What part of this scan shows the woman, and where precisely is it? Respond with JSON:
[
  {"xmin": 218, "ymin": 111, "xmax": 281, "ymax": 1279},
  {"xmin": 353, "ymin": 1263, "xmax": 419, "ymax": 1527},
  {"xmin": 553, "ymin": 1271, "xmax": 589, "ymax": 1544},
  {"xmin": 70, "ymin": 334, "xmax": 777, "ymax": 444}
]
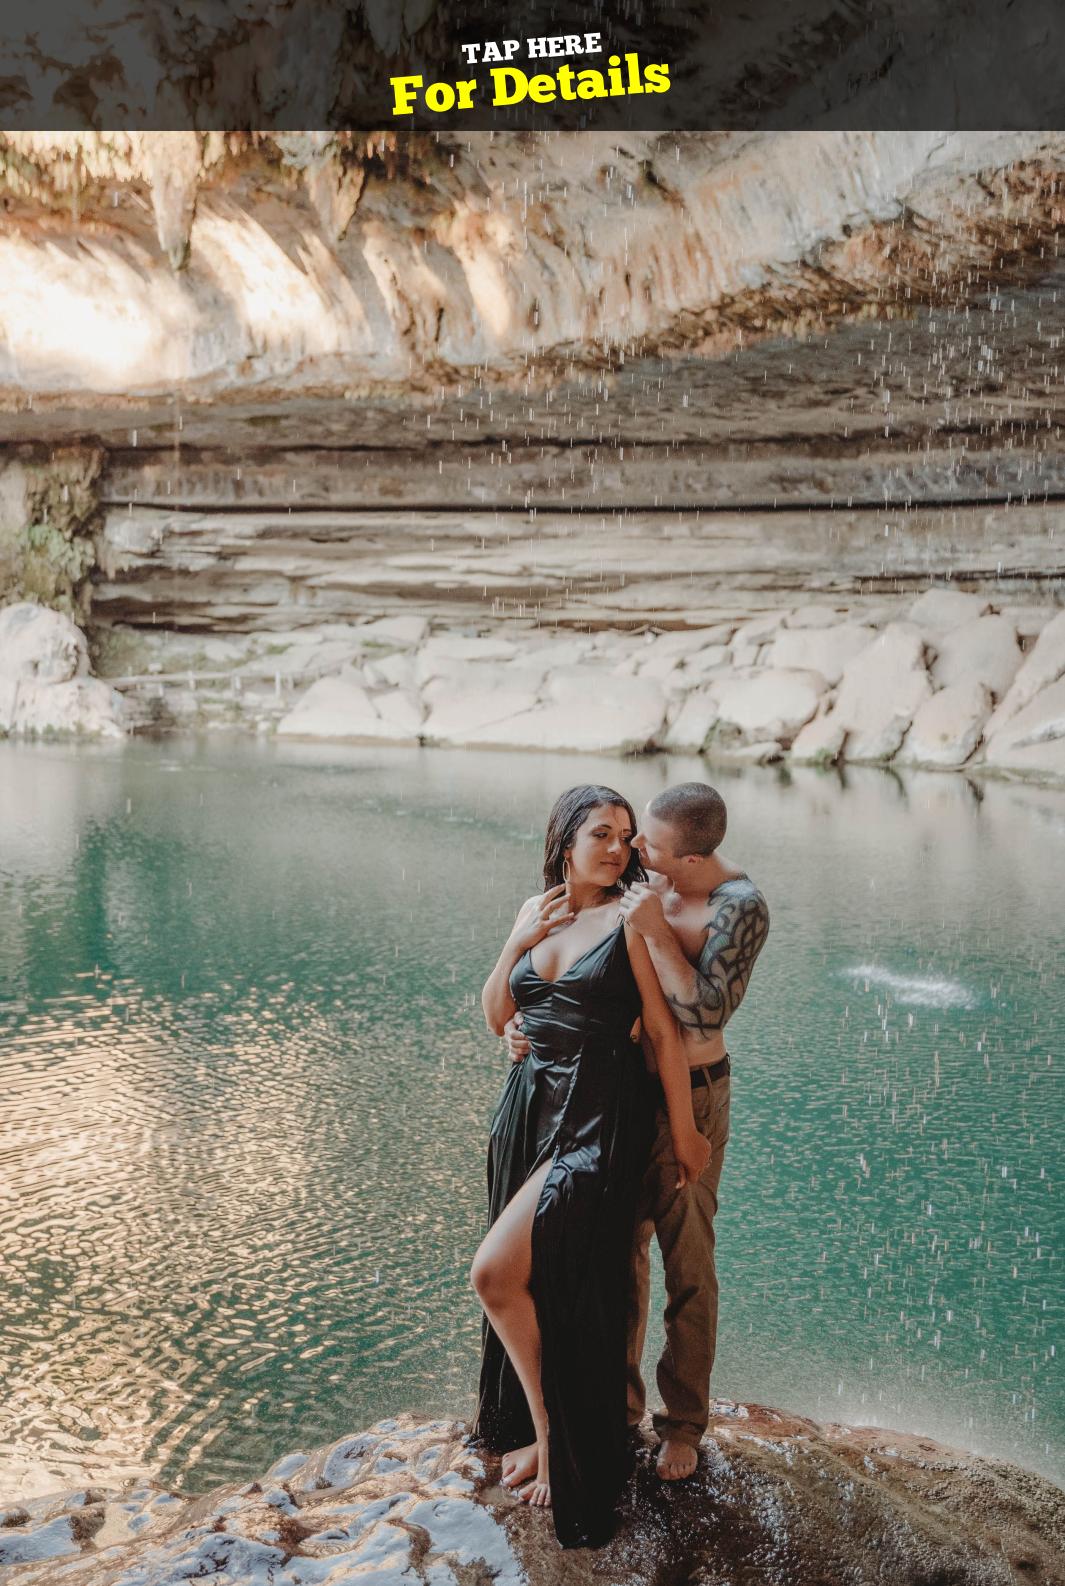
[{"xmin": 471, "ymin": 785, "xmax": 710, "ymax": 1548}]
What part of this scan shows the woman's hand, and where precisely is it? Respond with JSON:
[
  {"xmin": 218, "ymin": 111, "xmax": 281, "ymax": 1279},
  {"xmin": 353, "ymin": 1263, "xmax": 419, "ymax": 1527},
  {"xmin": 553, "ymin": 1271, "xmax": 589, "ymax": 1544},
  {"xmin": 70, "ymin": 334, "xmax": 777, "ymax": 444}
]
[
  {"xmin": 508, "ymin": 884, "xmax": 573, "ymax": 953},
  {"xmin": 673, "ymin": 1127, "xmax": 712, "ymax": 1190}
]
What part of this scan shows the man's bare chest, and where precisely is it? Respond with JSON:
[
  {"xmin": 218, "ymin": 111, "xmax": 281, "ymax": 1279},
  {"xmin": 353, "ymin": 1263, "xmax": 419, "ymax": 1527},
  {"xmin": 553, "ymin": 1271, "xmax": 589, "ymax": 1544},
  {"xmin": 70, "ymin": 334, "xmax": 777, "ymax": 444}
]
[{"xmin": 663, "ymin": 900, "xmax": 711, "ymax": 967}]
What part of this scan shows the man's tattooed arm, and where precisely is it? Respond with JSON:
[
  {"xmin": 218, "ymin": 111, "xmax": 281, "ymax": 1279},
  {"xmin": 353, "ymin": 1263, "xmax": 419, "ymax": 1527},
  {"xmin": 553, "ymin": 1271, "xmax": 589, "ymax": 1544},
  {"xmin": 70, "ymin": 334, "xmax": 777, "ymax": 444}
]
[{"xmin": 666, "ymin": 888, "xmax": 770, "ymax": 1037}]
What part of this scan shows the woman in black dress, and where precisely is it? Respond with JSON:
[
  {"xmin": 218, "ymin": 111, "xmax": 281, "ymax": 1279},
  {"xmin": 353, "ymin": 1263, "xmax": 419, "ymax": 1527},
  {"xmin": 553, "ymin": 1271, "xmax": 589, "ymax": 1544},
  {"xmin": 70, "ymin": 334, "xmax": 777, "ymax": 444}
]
[{"xmin": 471, "ymin": 785, "xmax": 710, "ymax": 1548}]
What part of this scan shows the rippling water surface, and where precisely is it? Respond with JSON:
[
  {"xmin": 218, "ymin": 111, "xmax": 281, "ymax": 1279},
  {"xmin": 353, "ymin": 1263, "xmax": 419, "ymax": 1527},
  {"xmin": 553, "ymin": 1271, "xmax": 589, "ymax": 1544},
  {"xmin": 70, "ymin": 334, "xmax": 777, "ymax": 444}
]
[{"xmin": 1, "ymin": 739, "xmax": 1061, "ymax": 1500}]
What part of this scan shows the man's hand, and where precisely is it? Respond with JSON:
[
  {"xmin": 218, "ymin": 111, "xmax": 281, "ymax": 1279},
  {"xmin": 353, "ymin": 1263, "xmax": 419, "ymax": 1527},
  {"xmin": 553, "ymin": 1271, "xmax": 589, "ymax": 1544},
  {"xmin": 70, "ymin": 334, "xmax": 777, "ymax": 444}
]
[
  {"xmin": 617, "ymin": 882, "xmax": 670, "ymax": 943},
  {"xmin": 673, "ymin": 1127, "xmax": 712, "ymax": 1189},
  {"xmin": 503, "ymin": 1012, "xmax": 531, "ymax": 1064}
]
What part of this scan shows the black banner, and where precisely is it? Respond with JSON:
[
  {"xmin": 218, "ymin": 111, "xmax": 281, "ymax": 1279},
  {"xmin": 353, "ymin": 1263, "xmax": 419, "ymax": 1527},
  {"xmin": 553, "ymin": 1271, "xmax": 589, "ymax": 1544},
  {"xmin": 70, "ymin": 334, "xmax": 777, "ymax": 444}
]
[{"xmin": 0, "ymin": 0, "xmax": 1063, "ymax": 132}]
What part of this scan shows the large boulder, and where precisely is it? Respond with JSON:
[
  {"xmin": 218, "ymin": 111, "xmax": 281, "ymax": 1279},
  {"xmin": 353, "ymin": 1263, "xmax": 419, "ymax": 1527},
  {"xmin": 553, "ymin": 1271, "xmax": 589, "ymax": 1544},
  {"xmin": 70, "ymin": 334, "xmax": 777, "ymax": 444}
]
[
  {"xmin": 415, "ymin": 635, "xmax": 519, "ymax": 687},
  {"xmin": 0, "ymin": 675, "xmax": 126, "ymax": 739},
  {"xmin": 763, "ymin": 623, "xmax": 875, "ymax": 685},
  {"xmin": 676, "ymin": 644, "xmax": 729, "ymax": 681},
  {"xmin": 352, "ymin": 614, "xmax": 429, "ymax": 648},
  {"xmin": 982, "ymin": 675, "xmax": 1065, "ymax": 779},
  {"xmin": 482, "ymin": 669, "xmax": 667, "ymax": 753},
  {"xmin": 789, "ymin": 706, "xmax": 848, "ymax": 764},
  {"xmin": 710, "ymin": 668, "xmax": 825, "ymax": 746},
  {"xmin": 0, "ymin": 603, "xmax": 124, "ymax": 738},
  {"xmin": 277, "ymin": 672, "xmax": 422, "ymax": 742},
  {"xmin": 0, "ymin": 602, "xmax": 88, "ymax": 683},
  {"xmin": 421, "ymin": 687, "xmax": 541, "ymax": 746},
  {"xmin": 824, "ymin": 622, "xmax": 933, "ymax": 761},
  {"xmin": 662, "ymin": 690, "xmax": 721, "ymax": 752},
  {"xmin": 984, "ymin": 608, "xmax": 1065, "ymax": 732},
  {"xmin": 930, "ymin": 614, "xmax": 1022, "ymax": 701},
  {"xmin": 908, "ymin": 587, "xmax": 992, "ymax": 637},
  {"xmin": 895, "ymin": 680, "xmax": 991, "ymax": 768}
]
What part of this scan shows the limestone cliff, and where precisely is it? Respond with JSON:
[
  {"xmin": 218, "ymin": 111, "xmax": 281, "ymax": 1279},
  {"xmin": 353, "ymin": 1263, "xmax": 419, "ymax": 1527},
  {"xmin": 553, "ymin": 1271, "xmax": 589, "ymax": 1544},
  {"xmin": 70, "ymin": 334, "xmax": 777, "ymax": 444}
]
[{"xmin": 1, "ymin": 131, "xmax": 1064, "ymax": 778}]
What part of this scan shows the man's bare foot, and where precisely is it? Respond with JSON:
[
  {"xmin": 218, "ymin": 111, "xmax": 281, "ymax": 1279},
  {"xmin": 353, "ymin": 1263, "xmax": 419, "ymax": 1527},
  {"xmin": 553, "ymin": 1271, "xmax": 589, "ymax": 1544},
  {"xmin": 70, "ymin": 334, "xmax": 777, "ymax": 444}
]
[
  {"xmin": 656, "ymin": 1438, "xmax": 698, "ymax": 1480},
  {"xmin": 500, "ymin": 1443, "xmax": 538, "ymax": 1490},
  {"xmin": 516, "ymin": 1440, "xmax": 551, "ymax": 1507}
]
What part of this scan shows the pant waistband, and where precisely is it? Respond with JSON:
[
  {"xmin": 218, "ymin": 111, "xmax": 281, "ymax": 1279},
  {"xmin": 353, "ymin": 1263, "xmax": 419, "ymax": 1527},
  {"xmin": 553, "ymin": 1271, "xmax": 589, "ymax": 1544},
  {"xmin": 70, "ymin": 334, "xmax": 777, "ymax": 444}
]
[
  {"xmin": 691, "ymin": 1054, "xmax": 730, "ymax": 1089},
  {"xmin": 656, "ymin": 1054, "xmax": 730, "ymax": 1091}
]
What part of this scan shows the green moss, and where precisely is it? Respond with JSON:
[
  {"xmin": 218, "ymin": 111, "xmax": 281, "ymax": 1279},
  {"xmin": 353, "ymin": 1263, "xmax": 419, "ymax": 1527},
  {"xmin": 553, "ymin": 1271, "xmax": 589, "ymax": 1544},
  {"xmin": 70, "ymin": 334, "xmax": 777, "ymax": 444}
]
[{"xmin": 0, "ymin": 447, "xmax": 103, "ymax": 621}]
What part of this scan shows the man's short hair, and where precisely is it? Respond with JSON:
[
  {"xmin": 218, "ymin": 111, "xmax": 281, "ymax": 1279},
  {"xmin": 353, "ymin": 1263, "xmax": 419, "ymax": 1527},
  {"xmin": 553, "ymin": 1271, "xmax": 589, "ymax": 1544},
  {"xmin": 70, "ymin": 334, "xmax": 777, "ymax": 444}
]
[{"xmin": 649, "ymin": 782, "xmax": 727, "ymax": 857}]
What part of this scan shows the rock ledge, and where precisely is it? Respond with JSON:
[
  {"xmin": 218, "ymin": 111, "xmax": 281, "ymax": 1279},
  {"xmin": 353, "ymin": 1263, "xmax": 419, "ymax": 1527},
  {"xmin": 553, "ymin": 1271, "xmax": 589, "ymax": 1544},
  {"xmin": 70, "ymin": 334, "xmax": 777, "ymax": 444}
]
[{"xmin": 1, "ymin": 1405, "xmax": 1062, "ymax": 1586}]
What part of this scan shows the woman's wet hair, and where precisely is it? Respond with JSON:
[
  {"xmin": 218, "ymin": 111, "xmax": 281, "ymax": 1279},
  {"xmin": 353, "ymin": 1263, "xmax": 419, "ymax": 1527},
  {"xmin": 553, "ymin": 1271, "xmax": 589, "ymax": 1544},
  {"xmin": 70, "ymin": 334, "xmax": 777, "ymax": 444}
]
[{"xmin": 542, "ymin": 785, "xmax": 646, "ymax": 891}]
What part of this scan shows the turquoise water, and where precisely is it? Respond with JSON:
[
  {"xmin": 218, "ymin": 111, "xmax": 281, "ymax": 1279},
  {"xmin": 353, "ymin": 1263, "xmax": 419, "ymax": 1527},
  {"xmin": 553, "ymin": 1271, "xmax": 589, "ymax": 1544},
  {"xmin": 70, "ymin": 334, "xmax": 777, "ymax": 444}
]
[{"xmin": 0, "ymin": 739, "xmax": 1061, "ymax": 1501}]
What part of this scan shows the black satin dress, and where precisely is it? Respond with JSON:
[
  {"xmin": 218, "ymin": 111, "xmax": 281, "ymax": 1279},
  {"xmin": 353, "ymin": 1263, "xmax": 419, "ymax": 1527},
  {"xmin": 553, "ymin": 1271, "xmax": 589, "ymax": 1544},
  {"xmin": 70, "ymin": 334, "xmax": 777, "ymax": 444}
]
[{"xmin": 473, "ymin": 921, "xmax": 654, "ymax": 1549}]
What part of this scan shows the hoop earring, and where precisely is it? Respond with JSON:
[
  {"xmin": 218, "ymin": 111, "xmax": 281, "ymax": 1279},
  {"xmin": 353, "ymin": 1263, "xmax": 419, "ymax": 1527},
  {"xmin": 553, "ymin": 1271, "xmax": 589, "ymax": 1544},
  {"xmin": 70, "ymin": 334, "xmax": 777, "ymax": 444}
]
[{"xmin": 562, "ymin": 858, "xmax": 572, "ymax": 883}]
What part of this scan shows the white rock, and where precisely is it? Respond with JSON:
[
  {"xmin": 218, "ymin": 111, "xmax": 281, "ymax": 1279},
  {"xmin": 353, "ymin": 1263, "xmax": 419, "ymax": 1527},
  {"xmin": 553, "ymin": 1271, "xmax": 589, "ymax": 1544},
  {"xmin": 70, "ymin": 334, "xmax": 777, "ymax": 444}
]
[
  {"xmin": 1011, "ymin": 606, "xmax": 1058, "ymax": 642},
  {"xmin": 404, "ymin": 1496, "xmax": 525, "ymax": 1586},
  {"xmin": 417, "ymin": 633, "xmax": 517, "ymax": 669},
  {"xmin": 517, "ymin": 637, "xmax": 597, "ymax": 670},
  {"xmin": 763, "ymin": 624, "xmax": 875, "ymax": 686},
  {"xmin": 1, "ymin": 676, "xmax": 126, "ymax": 739},
  {"xmin": 483, "ymin": 670, "xmax": 666, "ymax": 753},
  {"xmin": 421, "ymin": 659, "xmax": 517, "ymax": 702},
  {"xmin": 353, "ymin": 615, "xmax": 429, "ymax": 648},
  {"xmin": 415, "ymin": 645, "xmax": 521, "ymax": 689},
  {"xmin": 371, "ymin": 689, "xmax": 425, "ymax": 734},
  {"xmin": 364, "ymin": 650, "xmax": 417, "ymax": 690},
  {"xmin": 785, "ymin": 604, "xmax": 846, "ymax": 629},
  {"xmin": 421, "ymin": 688, "xmax": 540, "ymax": 745},
  {"xmin": 828, "ymin": 621, "xmax": 933, "ymax": 761},
  {"xmin": 635, "ymin": 631, "xmax": 716, "ymax": 677},
  {"xmin": 0, "ymin": 602, "xmax": 88, "ymax": 683},
  {"xmin": 930, "ymin": 615, "xmax": 1021, "ymax": 701},
  {"xmin": 251, "ymin": 638, "xmax": 361, "ymax": 679},
  {"xmin": 895, "ymin": 681, "xmax": 991, "ymax": 768},
  {"xmin": 908, "ymin": 587, "xmax": 991, "ymax": 637},
  {"xmin": 789, "ymin": 708, "xmax": 847, "ymax": 764},
  {"xmin": 0, "ymin": 1515, "xmax": 76, "ymax": 1568},
  {"xmin": 277, "ymin": 673, "xmax": 415, "ymax": 741},
  {"xmin": 711, "ymin": 668, "xmax": 825, "ymax": 744},
  {"xmin": 729, "ymin": 640, "xmax": 764, "ymax": 669},
  {"xmin": 984, "ymin": 609, "xmax": 1065, "ymax": 731},
  {"xmin": 706, "ymin": 739, "xmax": 785, "ymax": 764},
  {"xmin": 663, "ymin": 691, "xmax": 720, "ymax": 752},
  {"xmin": 730, "ymin": 612, "xmax": 789, "ymax": 648},
  {"xmin": 983, "ymin": 675, "xmax": 1065, "ymax": 779},
  {"xmin": 678, "ymin": 644, "xmax": 729, "ymax": 679}
]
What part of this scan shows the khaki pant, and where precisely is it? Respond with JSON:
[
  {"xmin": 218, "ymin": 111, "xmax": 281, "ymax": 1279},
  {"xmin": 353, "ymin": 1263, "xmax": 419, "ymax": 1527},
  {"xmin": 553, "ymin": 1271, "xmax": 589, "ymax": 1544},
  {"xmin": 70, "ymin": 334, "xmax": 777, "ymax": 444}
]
[{"xmin": 626, "ymin": 1070, "xmax": 731, "ymax": 1449}]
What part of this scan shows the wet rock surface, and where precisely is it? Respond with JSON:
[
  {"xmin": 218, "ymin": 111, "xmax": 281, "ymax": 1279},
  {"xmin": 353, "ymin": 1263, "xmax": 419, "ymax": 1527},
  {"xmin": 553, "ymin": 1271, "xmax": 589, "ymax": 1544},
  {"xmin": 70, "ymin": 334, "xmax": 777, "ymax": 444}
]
[{"xmin": 1, "ymin": 1407, "xmax": 1062, "ymax": 1586}]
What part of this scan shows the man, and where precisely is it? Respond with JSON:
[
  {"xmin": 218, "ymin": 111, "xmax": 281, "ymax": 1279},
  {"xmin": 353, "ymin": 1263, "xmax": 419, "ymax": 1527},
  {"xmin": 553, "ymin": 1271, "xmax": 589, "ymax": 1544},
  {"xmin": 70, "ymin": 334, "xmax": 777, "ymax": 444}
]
[{"xmin": 505, "ymin": 781, "xmax": 769, "ymax": 1481}]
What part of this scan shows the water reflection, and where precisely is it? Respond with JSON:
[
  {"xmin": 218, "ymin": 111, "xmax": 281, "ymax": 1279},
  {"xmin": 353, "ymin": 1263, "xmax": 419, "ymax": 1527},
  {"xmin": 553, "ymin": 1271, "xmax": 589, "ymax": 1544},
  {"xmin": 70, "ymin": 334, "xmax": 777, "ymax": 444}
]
[{"xmin": 0, "ymin": 740, "xmax": 1061, "ymax": 1500}]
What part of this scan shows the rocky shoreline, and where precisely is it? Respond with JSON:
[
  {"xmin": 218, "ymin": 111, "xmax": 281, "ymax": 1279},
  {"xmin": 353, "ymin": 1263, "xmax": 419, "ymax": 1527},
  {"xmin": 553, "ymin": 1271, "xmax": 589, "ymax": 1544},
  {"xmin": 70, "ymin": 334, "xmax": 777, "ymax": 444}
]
[
  {"xmin": 3, "ymin": 590, "xmax": 1065, "ymax": 785},
  {"xmin": 1, "ymin": 1407, "xmax": 1062, "ymax": 1586}
]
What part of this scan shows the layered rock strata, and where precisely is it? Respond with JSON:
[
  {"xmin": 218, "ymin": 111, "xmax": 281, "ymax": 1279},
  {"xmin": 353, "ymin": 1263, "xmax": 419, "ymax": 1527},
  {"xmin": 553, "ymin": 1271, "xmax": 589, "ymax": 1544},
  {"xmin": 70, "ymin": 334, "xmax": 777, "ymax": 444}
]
[
  {"xmin": 2, "ymin": 130, "xmax": 1065, "ymax": 779},
  {"xmin": 1, "ymin": 1408, "xmax": 1062, "ymax": 1586}
]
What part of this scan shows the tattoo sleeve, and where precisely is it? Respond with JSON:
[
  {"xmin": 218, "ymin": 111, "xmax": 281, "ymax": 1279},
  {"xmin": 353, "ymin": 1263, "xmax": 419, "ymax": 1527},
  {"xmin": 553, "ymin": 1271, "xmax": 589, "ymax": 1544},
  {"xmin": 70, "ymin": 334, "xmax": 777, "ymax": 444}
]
[{"xmin": 667, "ymin": 886, "xmax": 770, "ymax": 1036}]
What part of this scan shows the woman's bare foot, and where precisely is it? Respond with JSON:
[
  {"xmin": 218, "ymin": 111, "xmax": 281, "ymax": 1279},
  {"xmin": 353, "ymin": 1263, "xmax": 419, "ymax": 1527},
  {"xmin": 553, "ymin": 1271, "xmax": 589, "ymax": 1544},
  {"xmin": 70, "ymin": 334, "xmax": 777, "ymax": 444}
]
[
  {"xmin": 656, "ymin": 1438, "xmax": 698, "ymax": 1480},
  {"xmin": 516, "ymin": 1440, "xmax": 551, "ymax": 1507},
  {"xmin": 500, "ymin": 1442, "xmax": 539, "ymax": 1489}
]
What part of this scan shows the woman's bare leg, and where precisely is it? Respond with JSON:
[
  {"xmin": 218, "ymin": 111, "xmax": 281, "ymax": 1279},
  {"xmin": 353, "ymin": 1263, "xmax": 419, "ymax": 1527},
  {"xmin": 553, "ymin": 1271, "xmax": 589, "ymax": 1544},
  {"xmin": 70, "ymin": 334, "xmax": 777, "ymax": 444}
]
[{"xmin": 471, "ymin": 1160, "xmax": 553, "ymax": 1506}]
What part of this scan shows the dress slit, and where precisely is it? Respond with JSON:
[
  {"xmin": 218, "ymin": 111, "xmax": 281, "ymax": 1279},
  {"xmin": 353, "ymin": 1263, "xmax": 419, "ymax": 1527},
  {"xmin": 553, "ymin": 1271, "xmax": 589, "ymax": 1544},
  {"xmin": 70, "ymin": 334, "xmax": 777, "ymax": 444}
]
[{"xmin": 473, "ymin": 924, "xmax": 654, "ymax": 1548}]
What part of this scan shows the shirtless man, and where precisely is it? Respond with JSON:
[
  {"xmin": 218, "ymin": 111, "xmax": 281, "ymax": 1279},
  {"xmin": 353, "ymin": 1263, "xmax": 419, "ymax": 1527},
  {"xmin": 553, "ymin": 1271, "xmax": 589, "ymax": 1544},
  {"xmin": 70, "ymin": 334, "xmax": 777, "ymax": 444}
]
[{"xmin": 505, "ymin": 781, "xmax": 769, "ymax": 1481}]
